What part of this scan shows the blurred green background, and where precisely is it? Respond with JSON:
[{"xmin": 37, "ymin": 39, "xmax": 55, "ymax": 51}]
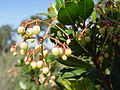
[{"xmin": 0, "ymin": 0, "xmax": 54, "ymax": 89}]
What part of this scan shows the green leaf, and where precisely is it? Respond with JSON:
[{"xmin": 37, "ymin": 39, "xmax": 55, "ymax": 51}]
[
  {"xmin": 58, "ymin": 2, "xmax": 79, "ymax": 25},
  {"xmin": 69, "ymin": 39, "xmax": 89, "ymax": 56},
  {"xmin": 91, "ymin": 11, "xmax": 96, "ymax": 22},
  {"xmin": 58, "ymin": 77, "xmax": 95, "ymax": 90},
  {"xmin": 61, "ymin": 68, "xmax": 86, "ymax": 79},
  {"xmin": 51, "ymin": 3, "xmax": 58, "ymax": 14},
  {"xmin": 57, "ymin": 78, "xmax": 72, "ymax": 90},
  {"xmin": 56, "ymin": 0, "xmax": 65, "ymax": 10},
  {"xmin": 69, "ymin": 79, "xmax": 95, "ymax": 90},
  {"xmin": 57, "ymin": 56, "xmax": 94, "ymax": 69},
  {"xmin": 65, "ymin": 29, "xmax": 75, "ymax": 35},
  {"xmin": 37, "ymin": 13, "xmax": 56, "ymax": 17},
  {"xmin": 78, "ymin": 0, "xmax": 94, "ymax": 19}
]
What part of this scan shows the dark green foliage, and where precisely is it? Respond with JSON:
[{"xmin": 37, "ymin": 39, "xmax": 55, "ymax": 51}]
[
  {"xmin": 58, "ymin": 2, "xmax": 79, "ymax": 25},
  {"xmin": 57, "ymin": 56, "xmax": 93, "ymax": 69}
]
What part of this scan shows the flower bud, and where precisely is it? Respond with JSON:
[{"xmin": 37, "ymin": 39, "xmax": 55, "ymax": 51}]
[
  {"xmin": 58, "ymin": 47, "xmax": 64, "ymax": 56},
  {"xmin": 20, "ymin": 42, "xmax": 28, "ymax": 50},
  {"xmin": 33, "ymin": 25, "xmax": 41, "ymax": 35},
  {"xmin": 62, "ymin": 54, "xmax": 67, "ymax": 60},
  {"xmin": 20, "ymin": 49, "xmax": 27, "ymax": 55},
  {"xmin": 24, "ymin": 57, "xmax": 31, "ymax": 65},
  {"xmin": 26, "ymin": 28, "xmax": 33, "ymax": 36},
  {"xmin": 49, "ymin": 80, "xmax": 56, "ymax": 87},
  {"xmin": 52, "ymin": 46, "xmax": 60, "ymax": 56},
  {"xmin": 30, "ymin": 60, "xmax": 37, "ymax": 69},
  {"xmin": 66, "ymin": 39, "xmax": 71, "ymax": 45},
  {"xmin": 24, "ymin": 56, "xmax": 31, "ymax": 62},
  {"xmin": 43, "ymin": 49, "xmax": 49, "ymax": 57},
  {"xmin": 39, "ymin": 74, "xmax": 45, "ymax": 83},
  {"xmin": 65, "ymin": 48, "xmax": 72, "ymax": 56},
  {"xmin": 10, "ymin": 47, "xmax": 15, "ymax": 53},
  {"xmin": 13, "ymin": 52, "xmax": 17, "ymax": 56},
  {"xmin": 51, "ymin": 76, "xmax": 56, "ymax": 80},
  {"xmin": 25, "ymin": 60, "xmax": 31, "ymax": 65},
  {"xmin": 37, "ymin": 60, "xmax": 43, "ymax": 68},
  {"xmin": 18, "ymin": 26, "xmax": 25, "ymax": 34},
  {"xmin": 42, "ymin": 66, "xmax": 49, "ymax": 74}
]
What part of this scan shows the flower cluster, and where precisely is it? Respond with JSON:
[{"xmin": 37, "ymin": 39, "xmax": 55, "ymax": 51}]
[
  {"xmin": 10, "ymin": 20, "xmax": 51, "ymax": 74},
  {"xmin": 52, "ymin": 45, "xmax": 72, "ymax": 60},
  {"xmin": 10, "ymin": 18, "xmax": 73, "ymax": 75}
]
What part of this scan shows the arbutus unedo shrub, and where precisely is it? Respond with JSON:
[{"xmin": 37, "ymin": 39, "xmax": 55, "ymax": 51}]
[{"xmin": 10, "ymin": 0, "xmax": 120, "ymax": 89}]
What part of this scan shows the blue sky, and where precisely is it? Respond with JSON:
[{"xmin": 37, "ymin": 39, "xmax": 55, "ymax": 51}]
[
  {"xmin": 0, "ymin": 0, "xmax": 99, "ymax": 28},
  {"xmin": 0, "ymin": 0, "xmax": 55, "ymax": 28}
]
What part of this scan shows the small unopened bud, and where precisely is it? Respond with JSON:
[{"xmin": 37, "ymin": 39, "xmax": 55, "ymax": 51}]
[
  {"xmin": 37, "ymin": 60, "xmax": 43, "ymax": 68},
  {"xmin": 18, "ymin": 26, "xmax": 25, "ymax": 34},
  {"xmin": 51, "ymin": 76, "xmax": 56, "ymax": 80},
  {"xmin": 65, "ymin": 48, "xmax": 72, "ymax": 56},
  {"xmin": 13, "ymin": 52, "xmax": 17, "ymax": 56},
  {"xmin": 58, "ymin": 47, "xmax": 64, "ymax": 56},
  {"xmin": 20, "ymin": 49, "xmax": 26, "ymax": 55},
  {"xmin": 20, "ymin": 42, "xmax": 28, "ymax": 50},
  {"xmin": 62, "ymin": 54, "xmax": 67, "ymax": 60},
  {"xmin": 52, "ymin": 46, "xmax": 60, "ymax": 56},
  {"xmin": 10, "ymin": 47, "xmax": 15, "ymax": 53},
  {"xmin": 42, "ymin": 66, "xmax": 49, "ymax": 74},
  {"xmin": 30, "ymin": 60, "xmax": 37, "ymax": 69},
  {"xmin": 25, "ymin": 60, "xmax": 31, "ymax": 65},
  {"xmin": 66, "ymin": 39, "xmax": 71, "ymax": 45},
  {"xmin": 43, "ymin": 49, "xmax": 49, "ymax": 57},
  {"xmin": 33, "ymin": 25, "xmax": 41, "ymax": 35},
  {"xmin": 39, "ymin": 74, "xmax": 45, "ymax": 83},
  {"xmin": 26, "ymin": 28, "xmax": 33, "ymax": 36},
  {"xmin": 24, "ymin": 57, "xmax": 31, "ymax": 65}
]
